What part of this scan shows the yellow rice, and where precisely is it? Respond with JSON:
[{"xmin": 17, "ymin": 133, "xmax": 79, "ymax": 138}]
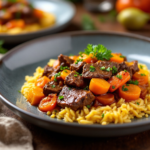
[{"xmin": 21, "ymin": 60, "xmax": 150, "ymax": 125}]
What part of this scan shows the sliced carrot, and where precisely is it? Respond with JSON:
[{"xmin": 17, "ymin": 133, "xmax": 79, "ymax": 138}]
[
  {"xmin": 125, "ymin": 61, "xmax": 134, "ymax": 66},
  {"xmin": 61, "ymin": 70, "xmax": 71, "ymax": 80},
  {"xmin": 27, "ymin": 87, "xmax": 45, "ymax": 105},
  {"xmin": 51, "ymin": 76, "xmax": 55, "ymax": 81},
  {"xmin": 35, "ymin": 76, "xmax": 50, "ymax": 88},
  {"xmin": 33, "ymin": 9, "xmax": 44, "ymax": 18},
  {"xmin": 108, "ymin": 71, "xmax": 130, "ymax": 92},
  {"xmin": 53, "ymin": 60, "xmax": 60, "ymax": 69},
  {"xmin": 132, "ymin": 70, "xmax": 149, "ymax": 85},
  {"xmin": 89, "ymin": 78, "xmax": 110, "ymax": 95},
  {"xmin": 110, "ymin": 53, "xmax": 124, "ymax": 63},
  {"xmin": 69, "ymin": 55, "xmax": 78, "ymax": 61},
  {"xmin": 39, "ymin": 94, "xmax": 57, "ymax": 112},
  {"xmin": 6, "ymin": 19, "xmax": 25, "ymax": 29},
  {"xmin": 119, "ymin": 84, "xmax": 141, "ymax": 102},
  {"xmin": 95, "ymin": 93, "xmax": 115, "ymax": 105},
  {"xmin": 78, "ymin": 53, "xmax": 97, "ymax": 63}
]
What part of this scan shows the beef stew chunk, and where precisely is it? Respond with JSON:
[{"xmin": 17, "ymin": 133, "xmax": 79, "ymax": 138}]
[
  {"xmin": 42, "ymin": 65, "xmax": 54, "ymax": 78},
  {"xmin": 58, "ymin": 54, "xmax": 74, "ymax": 67},
  {"xmin": 43, "ymin": 80, "xmax": 63, "ymax": 96},
  {"xmin": 70, "ymin": 61, "xmax": 86, "ymax": 72},
  {"xmin": 82, "ymin": 61, "xmax": 119, "ymax": 79},
  {"xmin": 57, "ymin": 86, "xmax": 95, "ymax": 110},
  {"xmin": 65, "ymin": 71, "xmax": 87, "ymax": 88}
]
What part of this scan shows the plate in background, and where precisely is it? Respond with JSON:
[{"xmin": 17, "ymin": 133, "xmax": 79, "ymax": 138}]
[
  {"xmin": 0, "ymin": 31, "xmax": 150, "ymax": 137},
  {"xmin": 0, "ymin": 0, "xmax": 75, "ymax": 44}
]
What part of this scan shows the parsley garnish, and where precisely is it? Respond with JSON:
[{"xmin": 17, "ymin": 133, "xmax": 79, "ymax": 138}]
[
  {"xmin": 102, "ymin": 113, "xmax": 104, "ymax": 118},
  {"xmin": 74, "ymin": 72, "xmax": 80, "ymax": 77},
  {"xmin": 64, "ymin": 70, "xmax": 68, "ymax": 73},
  {"xmin": 68, "ymin": 87, "xmax": 71, "ymax": 90},
  {"xmin": 141, "ymin": 73, "xmax": 146, "ymax": 76},
  {"xmin": 136, "ymin": 102, "xmax": 140, "ymax": 105},
  {"xmin": 84, "ymin": 86, "xmax": 89, "ymax": 90},
  {"xmin": 54, "ymin": 72, "xmax": 61, "ymax": 82},
  {"xmin": 18, "ymin": 90, "xmax": 21, "ymax": 93},
  {"xmin": 84, "ymin": 44, "xmax": 112, "ymax": 61},
  {"xmin": 112, "ymin": 66, "xmax": 117, "ymax": 74},
  {"xmin": 120, "ymin": 55, "xmax": 125, "ymax": 58},
  {"xmin": 140, "ymin": 65, "xmax": 143, "ymax": 69},
  {"xmin": 60, "ymin": 66, "xmax": 69, "ymax": 71},
  {"xmin": 116, "ymin": 74, "xmax": 122, "ymax": 79},
  {"xmin": 90, "ymin": 65, "xmax": 95, "ymax": 72},
  {"xmin": 128, "ymin": 80, "xmax": 139, "ymax": 85},
  {"xmin": 52, "ymin": 85, "xmax": 56, "ymax": 88},
  {"xmin": 58, "ymin": 95, "xmax": 64, "ymax": 100},
  {"xmin": 74, "ymin": 74, "xmax": 78, "ymax": 77},
  {"xmin": 100, "ymin": 66, "xmax": 105, "ymax": 71},
  {"xmin": 0, "ymin": 40, "xmax": 8, "ymax": 54},
  {"xmin": 124, "ymin": 70, "xmax": 127, "ymax": 72},
  {"xmin": 106, "ymin": 67, "xmax": 112, "ymax": 72},
  {"xmin": 75, "ymin": 58, "xmax": 83, "ymax": 64},
  {"xmin": 86, "ymin": 105, "xmax": 91, "ymax": 109},
  {"xmin": 122, "ymin": 85, "xmax": 128, "ymax": 91},
  {"xmin": 126, "ymin": 84, "xmax": 129, "ymax": 86},
  {"xmin": 112, "ymin": 85, "xmax": 115, "ymax": 89}
]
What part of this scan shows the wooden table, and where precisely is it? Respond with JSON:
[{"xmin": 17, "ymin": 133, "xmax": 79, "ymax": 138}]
[{"xmin": 2, "ymin": 3, "xmax": 150, "ymax": 150}]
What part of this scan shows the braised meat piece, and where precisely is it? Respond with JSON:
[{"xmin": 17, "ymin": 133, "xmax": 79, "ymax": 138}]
[
  {"xmin": 58, "ymin": 54, "xmax": 74, "ymax": 67},
  {"xmin": 57, "ymin": 86, "xmax": 95, "ymax": 110},
  {"xmin": 70, "ymin": 61, "xmax": 86, "ymax": 72},
  {"xmin": 42, "ymin": 65, "xmax": 54, "ymax": 78},
  {"xmin": 65, "ymin": 71, "xmax": 87, "ymax": 88},
  {"xmin": 82, "ymin": 61, "xmax": 119, "ymax": 79},
  {"xmin": 118, "ymin": 60, "xmax": 139, "ymax": 78},
  {"xmin": 139, "ymin": 84, "xmax": 149, "ymax": 99},
  {"xmin": 43, "ymin": 80, "xmax": 63, "ymax": 96}
]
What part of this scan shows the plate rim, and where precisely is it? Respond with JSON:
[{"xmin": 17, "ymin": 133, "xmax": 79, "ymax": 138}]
[
  {"xmin": 0, "ymin": 0, "xmax": 75, "ymax": 37},
  {"xmin": 1, "ymin": 31, "xmax": 150, "ymax": 129}
]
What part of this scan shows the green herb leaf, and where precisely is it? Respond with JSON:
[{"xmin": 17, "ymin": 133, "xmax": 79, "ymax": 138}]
[
  {"xmin": 112, "ymin": 66, "xmax": 117, "ymax": 74},
  {"xmin": 124, "ymin": 70, "xmax": 127, "ymax": 72},
  {"xmin": 140, "ymin": 65, "xmax": 143, "ymax": 69},
  {"xmin": 120, "ymin": 55, "xmax": 125, "ymax": 58},
  {"xmin": 102, "ymin": 113, "xmax": 104, "ymax": 118},
  {"xmin": 112, "ymin": 85, "xmax": 115, "ymax": 89},
  {"xmin": 58, "ymin": 95, "xmax": 64, "ymax": 100},
  {"xmin": 54, "ymin": 72, "xmax": 61, "ymax": 82},
  {"xmin": 75, "ymin": 58, "xmax": 83, "ymax": 64},
  {"xmin": 74, "ymin": 74, "xmax": 78, "ymax": 77},
  {"xmin": 68, "ymin": 87, "xmax": 71, "ymax": 90},
  {"xmin": 100, "ymin": 66, "xmax": 105, "ymax": 71},
  {"xmin": 52, "ymin": 85, "xmax": 56, "ymax": 88},
  {"xmin": 86, "ymin": 105, "xmax": 91, "ymax": 109},
  {"xmin": 128, "ymin": 80, "xmax": 139, "ymax": 85},
  {"xmin": 122, "ymin": 85, "xmax": 128, "ymax": 91},
  {"xmin": 116, "ymin": 74, "xmax": 122, "ymax": 79},
  {"xmin": 126, "ymin": 84, "xmax": 129, "ymax": 86},
  {"xmin": 136, "ymin": 102, "xmax": 140, "ymax": 105},
  {"xmin": 106, "ymin": 67, "xmax": 112, "ymax": 72},
  {"xmin": 60, "ymin": 66, "xmax": 69, "ymax": 71},
  {"xmin": 18, "ymin": 90, "xmax": 21, "ymax": 93},
  {"xmin": 69, "ymin": 54, "xmax": 74, "ymax": 56},
  {"xmin": 141, "ymin": 73, "xmax": 146, "ymax": 76},
  {"xmin": 84, "ymin": 86, "xmax": 89, "ymax": 90},
  {"xmin": 90, "ymin": 65, "xmax": 95, "ymax": 72},
  {"xmin": 0, "ymin": 40, "xmax": 8, "ymax": 54}
]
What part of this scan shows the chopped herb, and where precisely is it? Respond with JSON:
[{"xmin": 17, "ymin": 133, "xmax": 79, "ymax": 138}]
[
  {"xmin": 128, "ymin": 80, "xmax": 139, "ymax": 85},
  {"xmin": 112, "ymin": 85, "xmax": 115, "ymax": 89},
  {"xmin": 74, "ymin": 74, "xmax": 78, "ymax": 77},
  {"xmin": 90, "ymin": 65, "xmax": 95, "ymax": 72},
  {"xmin": 124, "ymin": 70, "xmax": 127, "ymax": 72},
  {"xmin": 8, "ymin": 0, "xmax": 17, "ymax": 3},
  {"xmin": 82, "ymin": 15, "xmax": 96, "ymax": 30},
  {"xmin": 68, "ymin": 87, "xmax": 71, "ymax": 90},
  {"xmin": 136, "ymin": 102, "xmax": 140, "ymax": 105},
  {"xmin": 84, "ymin": 44, "xmax": 112, "ymax": 61},
  {"xmin": 102, "ymin": 113, "xmax": 104, "ymax": 118},
  {"xmin": 58, "ymin": 95, "xmax": 64, "ymax": 100},
  {"xmin": 0, "ymin": 40, "xmax": 8, "ymax": 54},
  {"xmin": 79, "ymin": 52, "xmax": 83, "ymax": 57},
  {"xmin": 126, "ymin": 84, "xmax": 129, "ymax": 86},
  {"xmin": 84, "ymin": 86, "xmax": 89, "ymax": 90},
  {"xmin": 75, "ymin": 58, "xmax": 83, "ymax": 64},
  {"xmin": 60, "ymin": 66, "xmax": 69, "ymax": 71},
  {"xmin": 86, "ymin": 105, "xmax": 91, "ymax": 109},
  {"xmin": 120, "ymin": 55, "xmax": 125, "ymax": 58},
  {"xmin": 141, "ymin": 73, "xmax": 146, "ymax": 76},
  {"xmin": 140, "ymin": 65, "xmax": 143, "ymax": 69},
  {"xmin": 122, "ymin": 85, "xmax": 128, "ymax": 91},
  {"xmin": 116, "ymin": 74, "xmax": 122, "ymax": 79},
  {"xmin": 100, "ymin": 66, "xmax": 106, "ymax": 71},
  {"xmin": 106, "ymin": 67, "xmax": 112, "ymax": 72},
  {"xmin": 54, "ymin": 72, "xmax": 61, "ymax": 82},
  {"xmin": 64, "ymin": 70, "xmax": 68, "ymax": 73},
  {"xmin": 74, "ymin": 72, "xmax": 80, "ymax": 77},
  {"xmin": 52, "ymin": 85, "xmax": 56, "ymax": 88},
  {"xmin": 18, "ymin": 90, "xmax": 21, "ymax": 93},
  {"xmin": 112, "ymin": 66, "xmax": 117, "ymax": 74},
  {"xmin": 69, "ymin": 54, "xmax": 74, "ymax": 56}
]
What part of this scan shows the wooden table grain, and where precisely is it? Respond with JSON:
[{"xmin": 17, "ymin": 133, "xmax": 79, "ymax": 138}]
[{"xmin": 2, "ymin": 3, "xmax": 150, "ymax": 150}]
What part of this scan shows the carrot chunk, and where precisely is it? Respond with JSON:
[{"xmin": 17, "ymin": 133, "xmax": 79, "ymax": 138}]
[
  {"xmin": 108, "ymin": 71, "xmax": 130, "ymax": 92},
  {"xmin": 61, "ymin": 70, "xmax": 71, "ymax": 80},
  {"xmin": 110, "ymin": 53, "xmax": 124, "ymax": 63},
  {"xmin": 95, "ymin": 93, "xmax": 115, "ymax": 105},
  {"xmin": 78, "ymin": 54, "xmax": 97, "ymax": 63},
  {"xmin": 69, "ymin": 55, "xmax": 78, "ymax": 61},
  {"xmin": 6, "ymin": 19, "xmax": 25, "ymax": 29},
  {"xmin": 35, "ymin": 76, "xmax": 50, "ymax": 88},
  {"xmin": 39, "ymin": 94, "xmax": 57, "ymax": 112},
  {"xmin": 132, "ymin": 70, "xmax": 149, "ymax": 85},
  {"xmin": 89, "ymin": 78, "xmax": 110, "ymax": 95},
  {"xmin": 27, "ymin": 87, "xmax": 45, "ymax": 105},
  {"xmin": 119, "ymin": 84, "xmax": 141, "ymax": 102}
]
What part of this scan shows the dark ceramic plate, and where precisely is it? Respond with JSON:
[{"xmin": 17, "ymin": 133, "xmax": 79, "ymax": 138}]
[{"xmin": 0, "ymin": 31, "xmax": 150, "ymax": 137}]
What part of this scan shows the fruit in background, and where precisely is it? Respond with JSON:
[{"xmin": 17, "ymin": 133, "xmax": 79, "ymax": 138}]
[
  {"xmin": 116, "ymin": 0, "xmax": 150, "ymax": 13},
  {"xmin": 117, "ymin": 8, "xmax": 150, "ymax": 30}
]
